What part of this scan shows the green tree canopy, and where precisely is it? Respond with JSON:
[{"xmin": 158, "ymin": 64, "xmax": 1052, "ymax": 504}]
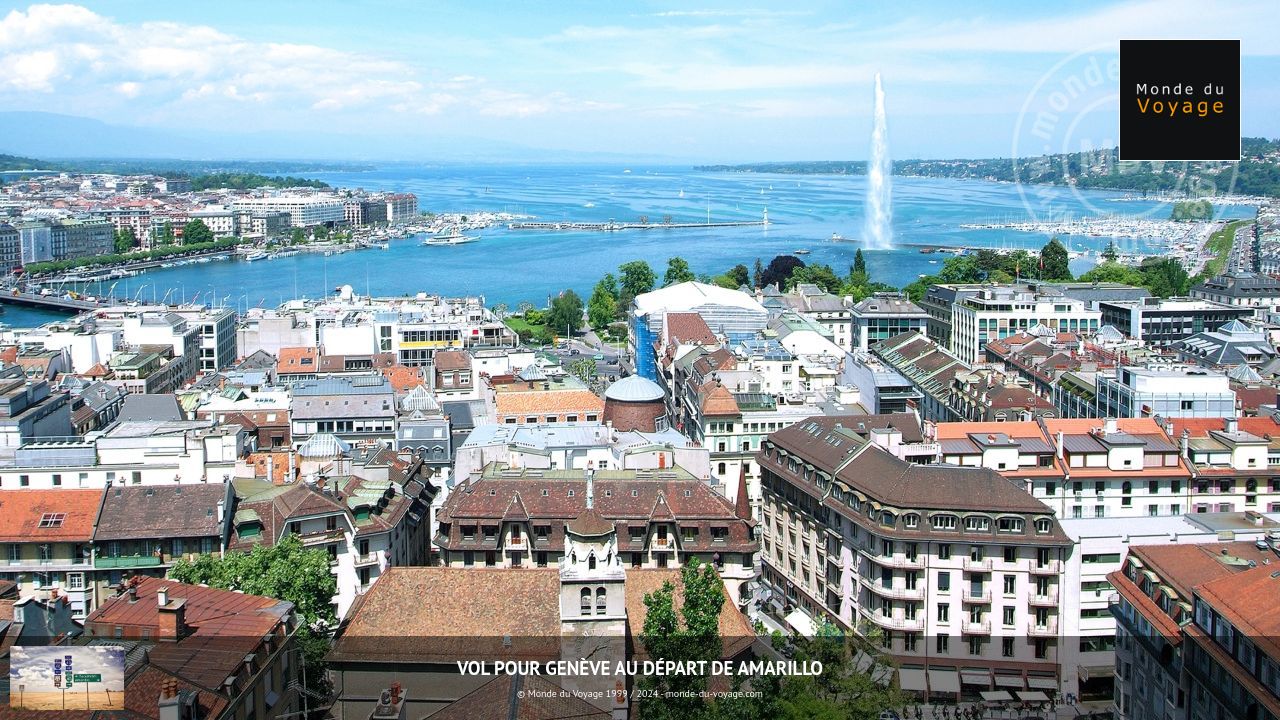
[
  {"xmin": 182, "ymin": 218, "xmax": 214, "ymax": 246},
  {"xmin": 588, "ymin": 275, "xmax": 619, "ymax": 329},
  {"xmin": 664, "ymin": 257, "xmax": 696, "ymax": 286},
  {"xmin": 1039, "ymin": 238, "xmax": 1072, "ymax": 281},
  {"xmin": 619, "ymin": 260, "xmax": 657, "ymax": 298},
  {"xmin": 546, "ymin": 289, "xmax": 585, "ymax": 336},
  {"xmin": 637, "ymin": 559, "xmax": 725, "ymax": 720},
  {"xmin": 113, "ymin": 228, "xmax": 137, "ymax": 254},
  {"xmin": 789, "ymin": 262, "xmax": 842, "ymax": 293},
  {"xmin": 759, "ymin": 255, "xmax": 806, "ymax": 290},
  {"xmin": 725, "ymin": 263, "xmax": 750, "ymax": 288},
  {"xmin": 853, "ymin": 249, "xmax": 867, "ymax": 276}
]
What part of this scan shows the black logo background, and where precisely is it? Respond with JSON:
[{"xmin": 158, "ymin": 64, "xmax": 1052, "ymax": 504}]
[{"xmin": 1119, "ymin": 39, "xmax": 1240, "ymax": 161}]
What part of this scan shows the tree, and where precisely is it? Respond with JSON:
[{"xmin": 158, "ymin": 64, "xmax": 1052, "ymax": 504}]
[
  {"xmin": 182, "ymin": 219, "xmax": 214, "ymax": 246},
  {"xmin": 752, "ymin": 258, "xmax": 764, "ymax": 288},
  {"xmin": 768, "ymin": 622, "xmax": 908, "ymax": 719},
  {"xmin": 664, "ymin": 256, "xmax": 696, "ymax": 286},
  {"xmin": 637, "ymin": 559, "xmax": 726, "ymax": 720},
  {"xmin": 1039, "ymin": 238, "xmax": 1072, "ymax": 281},
  {"xmin": 516, "ymin": 301, "xmax": 535, "ymax": 316},
  {"xmin": 1140, "ymin": 257, "xmax": 1191, "ymax": 297},
  {"xmin": 492, "ymin": 302, "xmax": 509, "ymax": 319},
  {"xmin": 546, "ymin": 289, "xmax": 585, "ymax": 336},
  {"xmin": 567, "ymin": 357, "xmax": 597, "ymax": 385},
  {"xmin": 588, "ymin": 276, "xmax": 619, "ymax": 329},
  {"xmin": 158, "ymin": 222, "xmax": 176, "ymax": 247},
  {"xmin": 113, "ymin": 228, "xmax": 136, "ymax": 254},
  {"xmin": 789, "ymin": 263, "xmax": 842, "ymax": 293},
  {"xmin": 169, "ymin": 534, "xmax": 337, "ymax": 702},
  {"xmin": 1078, "ymin": 261, "xmax": 1143, "ymax": 285},
  {"xmin": 619, "ymin": 260, "xmax": 656, "ymax": 298},
  {"xmin": 853, "ymin": 249, "xmax": 867, "ymax": 276},
  {"xmin": 758, "ymin": 255, "xmax": 806, "ymax": 290},
  {"xmin": 313, "ymin": 225, "xmax": 330, "ymax": 241},
  {"xmin": 290, "ymin": 227, "xmax": 306, "ymax": 245},
  {"xmin": 1102, "ymin": 240, "xmax": 1119, "ymax": 262},
  {"xmin": 726, "ymin": 264, "xmax": 750, "ymax": 288}
]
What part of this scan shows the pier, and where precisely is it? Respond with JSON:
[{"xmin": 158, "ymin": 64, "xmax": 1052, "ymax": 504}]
[{"xmin": 508, "ymin": 213, "xmax": 769, "ymax": 233}]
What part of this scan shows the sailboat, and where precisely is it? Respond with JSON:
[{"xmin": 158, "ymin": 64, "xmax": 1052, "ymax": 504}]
[{"xmin": 679, "ymin": 189, "xmax": 684, "ymax": 198}]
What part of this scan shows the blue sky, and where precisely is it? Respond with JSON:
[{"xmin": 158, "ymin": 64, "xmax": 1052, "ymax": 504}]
[{"xmin": 0, "ymin": 1, "xmax": 1277, "ymax": 161}]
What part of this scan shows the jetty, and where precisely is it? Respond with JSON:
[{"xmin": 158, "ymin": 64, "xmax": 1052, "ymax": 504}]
[
  {"xmin": 508, "ymin": 211, "xmax": 770, "ymax": 233},
  {"xmin": 0, "ymin": 289, "xmax": 106, "ymax": 312}
]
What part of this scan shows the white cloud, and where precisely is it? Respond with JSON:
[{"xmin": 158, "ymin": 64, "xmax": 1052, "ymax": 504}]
[
  {"xmin": 115, "ymin": 80, "xmax": 140, "ymax": 97},
  {"xmin": 0, "ymin": 50, "xmax": 60, "ymax": 90}
]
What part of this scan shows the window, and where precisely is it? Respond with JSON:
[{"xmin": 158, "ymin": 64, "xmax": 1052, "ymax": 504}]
[
  {"xmin": 1035, "ymin": 518, "xmax": 1051, "ymax": 534},
  {"xmin": 580, "ymin": 588, "xmax": 592, "ymax": 616},
  {"xmin": 51, "ymin": 474, "xmax": 61, "ymax": 487},
  {"xmin": 485, "ymin": 551, "xmax": 496, "ymax": 567},
  {"xmin": 996, "ymin": 517, "xmax": 1024, "ymax": 533},
  {"xmin": 596, "ymin": 588, "xmax": 608, "ymax": 615},
  {"xmin": 37, "ymin": 513, "xmax": 65, "ymax": 528},
  {"xmin": 936, "ymin": 635, "xmax": 949, "ymax": 655},
  {"xmin": 1003, "ymin": 607, "xmax": 1015, "ymax": 626},
  {"xmin": 19, "ymin": 474, "xmax": 29, "ymax": 487},
  {"xmin": 938, "ymin": 544, "xmax": 951, "ymax": 560},
  {"xmin": 1002, "ymin": 575, "xmax": 1016, "ymax": 595},
  {"xmin": 937, "ymin": 603, "xmax": 950, "ymax": 622},
  {"xmin": 937, "ymin": 572, "xmax": 950, "ymax": 592},
  {"xmin": 1002, "ymin": 637, "xmax": 1015, "ymax": 657},
  {"xmin": 1003, "ymin": 546, "xmax": 1017, "ymax": 563}
]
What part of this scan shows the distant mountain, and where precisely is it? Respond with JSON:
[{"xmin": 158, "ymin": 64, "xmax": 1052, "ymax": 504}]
[
  {"xmin": 0, "ymin": 111, "xmax": 678, "ymax": 164},
  {"xmin": 697, "ymin": 138, "xmax": 1280, "ymax": 197}
]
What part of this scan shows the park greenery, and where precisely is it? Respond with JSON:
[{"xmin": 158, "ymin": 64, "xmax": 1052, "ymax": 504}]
[
  {"xmin": 1171, "ymin": 200, "xmax": 1213, "ymax": 221},
  {"xmin": 637, "ymin": 559, "xmax": 906, "ymax": 720},
  {"xmin": 189, "ymin": 172, "xmax": 330, "ymax": 191},
  {"xmin": 24, "ymin": 235, "xmax": 241, "ymax": 275},
  {"xmin": 169, "ymin": 534, "xmax": 337, "ymax": 703}
]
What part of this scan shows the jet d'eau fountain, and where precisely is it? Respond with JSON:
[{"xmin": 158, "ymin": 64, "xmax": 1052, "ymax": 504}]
[{"xmin": 863, "ymin": 73, "xmax": 893, "ymax": 250}]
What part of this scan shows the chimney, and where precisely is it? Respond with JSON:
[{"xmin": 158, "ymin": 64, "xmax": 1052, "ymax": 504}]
[
  {"xmin": 157, "ymin": 593, "xmax": 187, "ymax": 642},
  {"xmin": 1225, "ymin": 417, "xmax": 1239, "ymax": 434},
  {"xmin": 216, "ymin": 498, "xmax": 225, "ymax": 524},
  {"xmin": 1103, "ymin": 418, "xmax": 1118, "ymax": 435},
  {"xmin": 1055, "ymin": 431, "xmax": 1064, "ymax": 460},
  {"xmin": 1180, "ymin": 429, "xmax": 1190, "ymax": 459},
  {"xmin": 157, "ymin": 586, "xmax": 168, "ymax": 607},
  {"xmin": 128, "ymin": 585, "xmax": 138, "ymax": 603},
  {"xmin": 370, "ymin": 683, "xmax": 408, "ymax": 720},
  {"xmin": 158, "ymin": 679, "xmax": 182, "ymax": 720},
  {"xmin": 585, "ymin": 463, "xmax": 595, "ymax": 509}
]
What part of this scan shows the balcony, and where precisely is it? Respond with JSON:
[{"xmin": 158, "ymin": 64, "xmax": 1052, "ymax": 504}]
[
  {"xmin": 864, "ymin": 579, "xmax": 925, "ymax": 601},
  {"xmin": 353, "ymin": 552, "xmax": 381, "ymax": 567},
  {"xmin": 651, "ymin": 537, "xmax": 675, "ymax": 552},
  {"xmin": 962, "ymin": 619, "xmax": 992, "ymax": 634},
  {"xmin": 963, "ymin": 588, "xmax": 992, "ymax": 603},
  {"xmin": 299, "ymin": 529, "xmax": 345, "ymax": 547},
  {"xmin": 1028, "ymin": 618, "xmax": 1059, "ymax": 636},
  {"xmin": 506, "ymin": 536, "xmax": 526, "ymax": 550},
  {"xmin": 6, "ymin": 558, "xmax": 93, "ymax": 569},
  {"xmin": 1029, "ymin": 592, "xmax": 1059, "ymax": 607},
  {"xmin": 95, "ymin": 555, "xmax": 164, "ymax": 569},
  {"xmin": 1029, "ymin": 560, "xmax": 1062, "ymax": 575},
  {"xmin": 868, "ymin": 613, "xmax": 924, "ymax": 631},
  {"xmin": 963, "ymin": 557, "xmax": 993, "ymax": 571},
  {"xmin": 861, "ymin": 548, "xmax": 924, "ymax": 569}
]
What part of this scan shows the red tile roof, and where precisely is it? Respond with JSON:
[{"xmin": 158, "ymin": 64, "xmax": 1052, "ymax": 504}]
[
  {"xmin": 665, "ymin": 312, "xmax": 718, "ymax": 346},
  {"xmin": 276, "ymin": 347, "xmax": 317, "ymax": 374},
  {"xmin": 1169, "ymin": 416, "xmax": 1280, "ymax": 438},
  {"xmin": 433, "ymin": 349, "xmax": 472, "ymax": 371},
  {"xmin": 0, "ymin": 489, "xmax": 102, "ymax": 542},
  {"xmin": 380, "ymin": 364, "xmax": 424, "ymax": 393}
]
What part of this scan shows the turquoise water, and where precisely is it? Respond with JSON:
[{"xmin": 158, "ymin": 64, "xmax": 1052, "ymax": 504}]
[{"xmin": 6, "ymin": 165, "xmax": 1254, "ymax": 327}]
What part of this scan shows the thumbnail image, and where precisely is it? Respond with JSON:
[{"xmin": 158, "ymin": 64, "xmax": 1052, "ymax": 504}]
[{"xmin": 9, "ymin": 646, "xmax": 125, "ymax": 711}]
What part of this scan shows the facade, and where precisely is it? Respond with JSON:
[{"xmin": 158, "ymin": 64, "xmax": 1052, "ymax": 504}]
[
  {"xmin": 631, "ymin": 282, "xmax": 769, "ymax": 381},
  {"xmin": 384, "ymin": 193, "xmax": 419, "ymax": 223},
  {"xmin": 1191, "ymin": 270, "xmax": 1280, "ymax": 317},
  {"xmin": 188, "ymin": 207, "xmax": 240, "ymax": 237},
  {"xmin": 231, "ymin": 195, "xmax": 345, "ymax": 227},
  {"xmin": 851, "ymin": 293, "xmax": 929, "ymax": 352},
  {"xmin": 290, "ymin": 376, "xmax": 397, "ymax": 445},
  {"xmin": 1108, "ymin": 541, "xmax": 1280, "ymax": 720},
  {"xmin": 0, "ymin": 222, "xmax": 20, "ymax": 272},
  {"xmin": 951, "ymin": 285, "xmax": 1101, "ymax": 364},
  {"xmin": 0, "ymin": 488, "xmax": 100, "ymax": 617},
  {"xmin": 775, "ymin": 284, "xmax": 855, "ymax": 351},
  {"xmin": 1094, "ymin": 365, "xmax": 1238, "ymax": 419},
  {"xmin": 83, "ymin": 576, "xmax": 301, "ymax": 720},
  {"xmin": 759, "ymin": 416, "xmax": 1075, "ymax": 698},
  {"xmin": 0, "ymin": 365, "xmax": 74, "ymax": 463},
  {"xmin": 16, "ymin": 217, "xmax": 113, "ymax": 264},
  {"xmin": 1098, "ymin": 297, "xmax": 1252, "ymax": 346},
  {"xmin": 433, "ymin": 464, "xmax": 759, "ymax": 606},
  {"xmin": 871, "ymin": 331, "xmax": 970, "ymax": 422},
  {"xmin": 1170, "ymin": 416, "xmax": 1280, "ymax": 515}
]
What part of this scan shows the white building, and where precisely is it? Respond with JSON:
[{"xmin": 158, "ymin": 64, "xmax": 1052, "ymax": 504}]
[
  {"xmin": 1094, "ymin": 365, "xmax": 1237, "ymax": 419},
  {"xmin": 951, "ymin": 286, "xmax": 1101, "ymax": 364},
  {"xmin": 231, "ymin": 195, "xmax": 345, "ymax": 227},
  {"xmin": 187, "ymin": 207, "xmax": 240, "ymax": 238}
]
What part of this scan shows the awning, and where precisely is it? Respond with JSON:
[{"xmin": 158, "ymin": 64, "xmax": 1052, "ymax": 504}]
[
  {"xmin": 785, "ymin": 609, "xmax": 816, "ymax": 638},
  {"xmin": 980, "ymin": 690, "xmax": 1013, "ymax": 702},
  {"xmin": 994, "ymin": 674, "xmax": 1023, "ymax": 688},
  {"xmin": 1017, "ymin": 690, "xmax": 1050, "ymax": 702},
  {"xmin": 898, "ymin": 667, "xmax": 928, "ymax": 692},
  {"xmin": 960, "ymin": 669, "xmax": 990, "ymax": 685},
  {"xmin": 1026, "ymin": 677, "xmax": 1058, "ymax": 690},
  {"xmin": 928, "ymin": 668, "xmax": 961, "ymax": 694}
]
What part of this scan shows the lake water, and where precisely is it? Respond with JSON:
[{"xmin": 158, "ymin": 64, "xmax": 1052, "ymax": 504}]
[{"xmin": 5, "ymin": 165, "xmax": 1255, "ymax": 327}]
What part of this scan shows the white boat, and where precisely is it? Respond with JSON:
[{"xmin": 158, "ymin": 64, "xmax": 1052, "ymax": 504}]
[
  {"xmin": 583, "ymin": 202, "xmax": 596, "ymax": 208},
  {"xmin": 831, "ymin": 232, "xmax": 846, "ymax": 241},
  {"xmin": 424, "ymin": 230, "xmax": 479, "ymax": 246},
  {"xmin": 794, "ymin": 249, "xmax": 811, "ymax": 255},
  {"xmin": 244, "ymin": 251, "xmax": 268, "ymax": 262}
]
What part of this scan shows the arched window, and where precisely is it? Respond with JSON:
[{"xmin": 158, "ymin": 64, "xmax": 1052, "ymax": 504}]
[
  {"xmin": 596, "ymin": 588, "xmax": 607, "ymax": 615},
  {"xmin": 1122, "ymin": 482, "xmax": 1132, "ymax": 494},
  {"xmin": 580, "ymin": 588, "xmax": 591, "ymax": 615},
  {"xmin": 588, "ymin": 554, "xmax": 597, "ymax": 571},
  {"xmin": 1247, "ymin": 479, "xmax": 1258, "ymax": 492}
]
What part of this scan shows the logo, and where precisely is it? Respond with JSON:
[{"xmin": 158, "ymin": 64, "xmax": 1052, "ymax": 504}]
[{"xmin": 1120, "ymin": 40, "xmax": 1240, "ymax": 161}]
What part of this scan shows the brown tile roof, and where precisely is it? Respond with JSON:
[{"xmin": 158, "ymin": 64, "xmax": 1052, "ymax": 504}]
[
  {"xmin": 495, "ymin": 390, "xmax": 604, "ymax": 418},
  {"xmin": 625, "ymin": 569, "xmax": 755, "ymax": 661},
  {"xmin": 1169, "ymin": 416, "xmax": 1280, "ymax": 438},
  {"xmin": 1195, "ymin": 564, "xmax": 1280, "ymax": 660},
  {"xmin": 567, "ymin": 507, "xmax": 614, "ymax": 536},
  {"xmin": 665, "ymin": 312, "xmax": 718, "ymax": 346},
  {"xmin": 429, "ymin": 674, "xmax": 609, "ymax": 720},
  {"xmin": 380, "ymin": 364, "xmax": 425, "ymax": 393},
  {"xmin": 124, "ymin": 664, "xmax": 230, "ymax": 720},
  {"xmin": 276, "ymin": 347, "xmax": 316, "ymax": 374},
  {"xmin": 1129, "ymin": 542, "xmax": 1269, "ymax": 600},
  {"xmin": 245, "ymin": 451, "xmax": 296, "ymax": 485},
  {"xmin": 0, "ymin": 489, "xmax": 102, "ymax": 542},
  {"xmin": 329, "ymin": 567, "xmax": 564, "ymax": 663},
  {"xmin": 698, "ymin": 381, "xmax": 739, "ymax": 416},
  {"xmin": 434, "ymin": 349, "xmax": 472, "ymax": 371},
  {"xmin": 94, "ymin": 484, "xmax": 226, "ymax": 542},
  {"xmin": 83, "ymin": 362, "xmax": 113, "ymax": 378}
]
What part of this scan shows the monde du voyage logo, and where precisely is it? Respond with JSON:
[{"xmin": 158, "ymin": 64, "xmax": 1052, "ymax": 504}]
[{"xmin": 1120, "ymin": 40, "xmax": 1240, "ymax": 161}]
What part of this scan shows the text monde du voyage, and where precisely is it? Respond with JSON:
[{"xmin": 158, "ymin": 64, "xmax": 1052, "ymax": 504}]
[{"xmin": 1134, "ymin": 82, "xmax": 1228, "ymax": 118}]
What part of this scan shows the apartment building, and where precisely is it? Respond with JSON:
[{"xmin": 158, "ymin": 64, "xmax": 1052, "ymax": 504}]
[
  {"xmin": 433, "ymin": 464, "xmax": 759, "ymax": 605},
  {"xmin": 950, "ymin": 285, "xmax": 1101, "ymax": 364},
  {"xmin": 230, "ymin": 195, "xmax": 345, "ymax": 227},
  {"xmin": 289, "ymin": 376, "xmax": 397, "ymax": 446},
  {"xmin": 0, "ymin": 489, "xmax": 100, "ymax": 617},
  {"xmin": 229, "ymin": 449, "xmax": 434, "ymax": 618},
  {"xmin": 0, "ymin": 222, "xmax": 21, "ymax": 272},
  {"xmin": 0, "ymin": 365, "xmax": 74, "ymax": 462},
  {"xmin": 851, "ymin": 293, "xmax": 929, "ymax": 352},
  {"xmin": 384, "ymin": 193, "xmax": 419, "ymax": 223},
  {"xmin": 872, "ymin": 331, "xmax": 970, "ymax": 422},
  {"xmin": 1169, "ymin": 416, "xmax": 1280, "ymax": 514},
  {"xmin": 759, "ymin": 416, "xmax": 1073, "ymax": 698},
  {"xmin": 1191, "ymin": 270, "xmax": 1280, "ymax": 317},
  {"xmin": 773, "ymin": 283, "xmax": 855, "ymax": 351},
  {"xmin": 1099, "ymin": 297, "xmax": 1252, "ymax": 346},
  {"xmin": 1109, "ymin": 541, "xmax": 1280, "ymax": 720},
  {"xmin": 83, "ymin": 577, "xmax": 300, "ymax": 720}
]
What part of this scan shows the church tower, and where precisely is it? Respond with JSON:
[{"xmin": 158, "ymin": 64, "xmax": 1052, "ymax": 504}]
[{"xmin": 558, "ymin": 466, "xmax": 628, "ymax": 719}]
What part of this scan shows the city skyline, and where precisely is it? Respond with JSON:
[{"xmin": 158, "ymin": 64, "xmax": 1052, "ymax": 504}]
[{"xmin": 1, "ymin": 1, "xmax": 1278, "ymax": 162}]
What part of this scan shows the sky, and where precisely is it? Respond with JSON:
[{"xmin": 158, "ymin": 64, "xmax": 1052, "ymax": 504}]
[{"xmin": 0, "ymin": 1, "xmax": 1278, "ymax": 162}]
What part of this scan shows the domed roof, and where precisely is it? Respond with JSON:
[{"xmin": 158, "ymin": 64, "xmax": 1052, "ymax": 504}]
[
  {"xmin": 298, "ymin": 433, "xmax": 351, "ymax": 459},
  {"xmin": 604, "ymin": 375, "xmax": 664, "ymax": 403}
]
